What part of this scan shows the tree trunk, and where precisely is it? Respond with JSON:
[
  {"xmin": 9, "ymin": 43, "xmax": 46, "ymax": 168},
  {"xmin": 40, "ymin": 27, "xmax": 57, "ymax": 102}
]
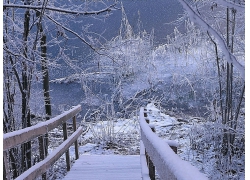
[
  {"xmin": 21, "ymin": 7, "xmax": 32, "ymax": 172},
  {"xmin": 222, "ymin": 6, "xmax": 239, "ymax": 156},
  {"xmin": 41, "ymin": 29, "xmax": 52, "ymax": 119},
  {"xmin": 36, "ymin": 7, "xmax": 52, "ymax": 179}
]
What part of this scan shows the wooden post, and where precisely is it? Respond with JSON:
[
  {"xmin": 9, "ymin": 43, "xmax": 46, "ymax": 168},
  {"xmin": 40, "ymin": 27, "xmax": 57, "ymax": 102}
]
[
  {"xmin": 144, "ymin": 108, "xmax": 147, "ymax": 117},
  {"xmin": 170, "ymin": 146, "xmax": 178, "ymax": 154},
  {"xmin": 144, "ymin": 108, "xmax": 150, "ymax": 165},
  {"xmin": 148, "ymin": 157, "xmax": 155, "ymax": 180},
  {"xmin": 148, "ymin": 124, "xmax": 156, "ymax": 180},
  {"xmin": 144, "ymin": 108, "xmax": 150, "ymax": 124},
  {"xmin": 149, "ymin": 125, "xmax": 155, "ymax": 132},
  {"xmin": 63, "ymin": 122, "xmax": 70, "ymax": 171},
  {"xmin": 165, "ymin": 140, "xmax": 178, "ymax": 154},
  {"xmin": 72, "ymin": 116, "xmax": 79, "ymax": 160},
  {"xmin": 3, "ymin": 157, "xmax": 6, "ymax": 180},
  {"xmin": 144, "ymin": 107, "xmax": 155, "ymax": 180},
  {"xmin": 38, "ymin": 136, "xmax": 47, "ymax": 180},
  {"xmin": 3, "ymin": 151, "xmax": 10, "ymax": 180}
]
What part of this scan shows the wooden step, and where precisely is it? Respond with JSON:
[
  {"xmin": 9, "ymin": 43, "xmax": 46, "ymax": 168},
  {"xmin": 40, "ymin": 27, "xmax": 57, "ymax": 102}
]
[{"xmin": 63, "ymin": 155, "xmax": 142, "ymax": 180}]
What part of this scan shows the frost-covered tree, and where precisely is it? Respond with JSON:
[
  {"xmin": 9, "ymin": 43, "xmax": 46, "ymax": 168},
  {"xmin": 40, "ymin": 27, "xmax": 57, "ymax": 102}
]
[
  {"xmin": 3, "ymin": 0, "xmax": 118, "ymax": 178},
  {"xmin": 74, "ymin": 6, "xmax": 160, "ymax": 146},
  {"xmin": 177, "ymin": 0, "xmax": 245, "ymax": 178}
]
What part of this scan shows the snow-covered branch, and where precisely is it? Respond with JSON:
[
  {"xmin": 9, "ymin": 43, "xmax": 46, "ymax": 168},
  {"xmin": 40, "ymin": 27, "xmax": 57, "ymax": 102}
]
[
  {"xmin": 45, "ymin": 14, "xmax": 118, "ymax": 65},
  {"xmin": 3, "ymin": 3, "xmax": 117, "ymax": 15},
  {"xmin": 216, "ymin": 0, "xmax": 245, "ymax": 12},
  {"xmin": 178, "ymin": 0, "xmax": 245, "ymax": 80},
  {"xmin": 45, "ymin": 14, "xmax": 95, "ymax": 50},
  {"xmin": 3, "ymin": 47, "xmax": 37, "ymax": 63}
]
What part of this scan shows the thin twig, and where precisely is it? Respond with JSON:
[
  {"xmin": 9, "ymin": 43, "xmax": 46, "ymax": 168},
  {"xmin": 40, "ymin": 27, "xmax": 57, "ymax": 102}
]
[{"xmin": 3, "ymin": 3, "xmax": 118, "ymax": 16}]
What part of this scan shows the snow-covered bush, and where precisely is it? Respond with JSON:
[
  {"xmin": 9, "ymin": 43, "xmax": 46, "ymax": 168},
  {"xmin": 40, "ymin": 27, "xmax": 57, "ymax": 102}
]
[
  {"xmin": 86, "ymin": 103, "xmax": 140, "ymax": 151},
  {"xmin": 94, "ymin": 6, "xmax": 155, "ymax": 84}
]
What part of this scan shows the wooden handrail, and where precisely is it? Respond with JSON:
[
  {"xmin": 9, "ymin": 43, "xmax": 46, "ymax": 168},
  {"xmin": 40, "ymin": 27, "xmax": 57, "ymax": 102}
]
[
  {"xmin": 16, "ymin": 126, "xmax": 88, "ymax": 180},
  {"xmin": 3, "ymin": 105, "xmax": 87, "ymax": 180},
  {"xmin": 139, "ymin": 107, "xmax": 208, "ymax": 180},
  {"xmin": 3, "ymin": 105, "xmax": 81, "ymax": 151}
]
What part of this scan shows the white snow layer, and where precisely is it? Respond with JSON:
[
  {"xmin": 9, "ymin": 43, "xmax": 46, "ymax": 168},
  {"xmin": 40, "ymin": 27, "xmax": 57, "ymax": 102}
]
[{"xmin": 140, "ymin": 107, "xmax": 208, "ymax": 180}]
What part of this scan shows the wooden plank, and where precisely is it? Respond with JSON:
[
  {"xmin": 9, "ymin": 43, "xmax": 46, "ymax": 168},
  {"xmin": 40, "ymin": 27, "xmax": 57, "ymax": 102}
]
[
  {"xmin": 3, "ymin": 105, "xmax": 81, "ymax": 151},
  {"xmin": 16, "ymin": 126, "xmax": 87, "ymax": 180},
  {"xmin": 72, "ymin": 116, "xmax": 79, "ymax": 160},
  {"xmin": 140, "ymin": 141, "xmax": 150, "ymax": 180},
  {"xmin": 63, "ymin": 155, "xmax": 142, "ymax": 180},
  {"xmin": 63, "ymin": 122, "xmax": 70, "ymax": 171}
]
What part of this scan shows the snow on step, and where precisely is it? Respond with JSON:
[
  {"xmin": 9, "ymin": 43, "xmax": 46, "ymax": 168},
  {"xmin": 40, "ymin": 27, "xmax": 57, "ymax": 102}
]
[{"xmin": 63, "ymin": 155, "xmax": 142, "ymax": 180}]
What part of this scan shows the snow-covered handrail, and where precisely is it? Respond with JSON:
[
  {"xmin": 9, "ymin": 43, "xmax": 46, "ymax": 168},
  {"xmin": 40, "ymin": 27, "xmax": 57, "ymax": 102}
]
[
  {"xmin": 16, "ymin": 127, "xmax": 87, "ymax": 180},
  {"xmin": 3, "ymin": 105, "xmax": 88, "ymax": 180},
  {"xmin": 139, "ymin": 107, "xmax": 208, "ymax": 180},
  {"xmin": 16, "ymin": 126, "xmax": 88, "ymax": 180},
  {"xmin": 3, "ymin": 105, "xmax": 81, "ymax": 150}
]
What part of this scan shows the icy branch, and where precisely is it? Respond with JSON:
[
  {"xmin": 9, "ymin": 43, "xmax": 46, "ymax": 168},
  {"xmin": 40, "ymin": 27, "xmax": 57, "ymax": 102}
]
[
  {"xmin": 45, "ymin": 14, "xmax": 96, "ymax": 50},
  {"xmin": 3, "ymin": 3, "xmax": 117, "ymax": 15},
  {"xmin": 3, "ymin": 47, "xmax": 37, "ymax": 63},
  {"xmin": 178, "ymin": 0, "xmax": 245, "ymax": 80},
  {"xmin": 216, "ymin": 0, "xmax": 245, "ymax": 12},
  {"xmin": 45, "ymin": 14, "xmax": 119, "ymax": 65}
]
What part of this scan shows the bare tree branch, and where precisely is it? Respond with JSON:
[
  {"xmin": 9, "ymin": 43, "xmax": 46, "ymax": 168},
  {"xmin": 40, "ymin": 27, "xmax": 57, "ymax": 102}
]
[
  {"xmin": 3, "ymin": 47, "xmax": 38, "ymax": 63},
  {"xmin": 45, "ymin": 14, "xmax": 120, "ymax": 66},
  {"xmin": 3, "ymin": 3, "xmax": 118, "ymax": 16}
]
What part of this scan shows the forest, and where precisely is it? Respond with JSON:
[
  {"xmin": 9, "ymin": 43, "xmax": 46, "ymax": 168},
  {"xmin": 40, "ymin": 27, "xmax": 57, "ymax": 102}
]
[{"xmin": 3, "ymin": 0, "xmax": 245, "ymax": 179}]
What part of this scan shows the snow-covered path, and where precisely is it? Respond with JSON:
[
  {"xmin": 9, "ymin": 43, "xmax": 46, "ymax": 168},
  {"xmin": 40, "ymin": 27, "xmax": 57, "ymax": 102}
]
[{"xmin": 63, "ymin": 155, "xmax": 141, "ymax": 180}]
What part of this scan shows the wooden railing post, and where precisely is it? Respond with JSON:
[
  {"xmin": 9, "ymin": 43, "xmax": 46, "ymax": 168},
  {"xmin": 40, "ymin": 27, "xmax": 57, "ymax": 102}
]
[
  {"xmin": 144, "ymin": 108, "xmax": 147, "ymax": 118},
  {"xmin": 144, "ymin": 109, "xmax": 149, "ymax": 164},
  {"xmin": 148, "ymin": 124, "xmax": 156, "ymax": 180},
  {"xmin": 144, "ymin": 108, "xmax": 155, "ymax": 180},
  {"xmin": 63, "ymin": 122, "xmax": 70, "ymax": 171},
  {"xmin": 144, "ymin": 108, "xmax": 149, "ymax": 165},
  {"xmin": 39, "ymin": 135, "xmax": 47, "ymax": 180},
  {"xmin": 170, "ymin": 146, "xmax": 177, "ymax": 154},
  {"xmin": 72, "ymin": 116, "xmax": 79, "ymax": 160},
  {"xmin": 3, "ymin": 151, "xmax": 10, "ymax": 180},
  {"xmin": 3, "ymin": 157, "xmax": 6, "ymax": 180},
  {"xmin": 165, "ymin": 140, "xmax": 178, "ymax": 154}
]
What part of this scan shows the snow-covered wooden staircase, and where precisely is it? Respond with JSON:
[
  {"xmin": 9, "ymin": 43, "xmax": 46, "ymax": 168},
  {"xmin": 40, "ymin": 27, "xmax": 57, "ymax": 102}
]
[
  {"xmin": 3, "ymin": 105, "xmax": 208, "ymax": 180},
  {"xmin": 63, "ymin": 155, "xmax": 141, "ymax": 180}
]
